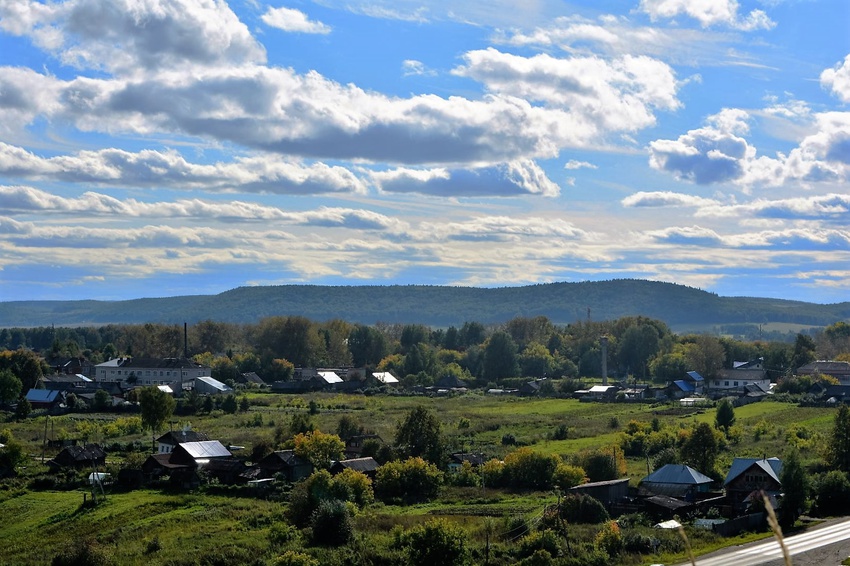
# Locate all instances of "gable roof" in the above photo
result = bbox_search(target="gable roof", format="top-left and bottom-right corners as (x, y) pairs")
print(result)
(724, 457), (782, 486)
(25, 389), (62, 403)
(372, 371), (398, 384)
(176, 441), (231, 460)
(259, 450), (311, 468)
(642, 464), (713, 486)
(317, 371), (343, 384)
(195, 376), (232, 392)
(156, 430), (210, 445)
(686, 371), (704, 382)
(331, 457), (379, 474)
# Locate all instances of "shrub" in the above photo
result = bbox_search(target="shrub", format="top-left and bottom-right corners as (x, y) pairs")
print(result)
(516, 529), (560, 559)
(310, 499), (353, 546)
(622, 531), (657, 554)
(552, 424), (569, 440)
(559, 494), (609, 524)
(814, 470), (850, 516)
(480, 458), (505, 488)
(403, 519), (470, 566)
(268, 523), (301, 547)
(553, 464), (586, 490)
(501, 433), (517, 446)
(51, 540), (115, 566)
(595, 521), (623, 557)
(375, 457), (442, 504)
(271, 551), (318, 566)
(503, 448), (560, 490)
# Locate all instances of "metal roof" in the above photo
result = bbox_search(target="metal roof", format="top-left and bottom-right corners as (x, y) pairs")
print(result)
(372, 371), (398, 384)
(642, 464), (713, 486)
(317, 371), (343, 384)
(195, 376), (232, 392)
(686, 371), (704, 382)
(25, 389), (61, 403)
(724, 457), (782, 486)
(179, 441), (232, 459)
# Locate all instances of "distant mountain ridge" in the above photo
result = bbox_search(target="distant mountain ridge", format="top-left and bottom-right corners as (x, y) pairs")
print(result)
(1, 279), (849, 330)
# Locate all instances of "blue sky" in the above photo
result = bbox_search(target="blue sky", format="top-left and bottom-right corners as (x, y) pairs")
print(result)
(0, 0), (849, 305)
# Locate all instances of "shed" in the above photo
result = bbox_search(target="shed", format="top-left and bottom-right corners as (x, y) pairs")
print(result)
(569, 478), (630, 510)
(193, 376), (233, 395)
(257, 450), (314, 482)
(372, 372), (399, 385)
(330, 457), (379, 478)
(49, 444), (106, 470)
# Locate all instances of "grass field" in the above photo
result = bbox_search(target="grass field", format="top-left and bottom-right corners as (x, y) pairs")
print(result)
(0, 391), (840, 565)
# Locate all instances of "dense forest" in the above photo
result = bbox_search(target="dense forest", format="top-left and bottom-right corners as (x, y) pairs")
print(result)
(2, 279), (849, 331)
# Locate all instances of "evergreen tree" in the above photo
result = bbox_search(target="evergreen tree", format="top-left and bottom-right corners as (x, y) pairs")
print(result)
(715, 399), (736, 434)
(779, 448), (808, 528)
(826, 404), (850, 473)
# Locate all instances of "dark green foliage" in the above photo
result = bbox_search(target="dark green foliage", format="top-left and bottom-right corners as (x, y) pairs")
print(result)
(51, 540), (115, 566)
(779, 448), (808, 528)
(814, 470), (850, 516)
(516, 529), (560, 559)
(617, 323), (660, 379)
(680, 422), (719, 476)
(483, 332), (519, 381)
(715, 399), (736, 433)
(395, 406), (444, 465)
(559, 494), (609, 524)
(503, 448), (560, 490)
(501, 433), (516, 446)
(310, 499), (353, 547)
(374, 457), (443, 504)
(139, 387), (176, 435)
(826, 405), (850, 473)
(221, 394), (238, 414)
(0, 369), (22, 405)
(15, 397), (31, 420)
(336, 415), (364, 441)
(348, 324), (389, 367)
(574, 449), (623, 482)
(402, 519), (470, 566)
(290, 413), (315, 436)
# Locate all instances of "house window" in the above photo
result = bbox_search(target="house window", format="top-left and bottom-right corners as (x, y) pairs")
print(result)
(725, 381), (729, 386)
(715, 381), (720, 386)
(734, 381), (739, 387)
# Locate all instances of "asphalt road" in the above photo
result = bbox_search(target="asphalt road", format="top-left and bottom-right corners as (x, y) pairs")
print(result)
(676, 517), (850, 566)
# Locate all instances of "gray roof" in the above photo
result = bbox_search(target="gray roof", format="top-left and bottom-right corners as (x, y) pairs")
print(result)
(724, 457), (782, 486)
(195, 376), (232, 392)
(642, 464), (713, 486)
(178, 441), (232, 459)
(156, 430), (210, 445)
(331, 457), (379, 474)
(96, 357), (208, 370)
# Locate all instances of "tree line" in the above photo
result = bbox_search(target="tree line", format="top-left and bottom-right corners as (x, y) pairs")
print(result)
(2, 316), (849, 399)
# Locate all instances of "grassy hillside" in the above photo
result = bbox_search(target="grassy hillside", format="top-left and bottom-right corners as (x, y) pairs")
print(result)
(3, 391), (828, 565)
(2, 279), (849, 329)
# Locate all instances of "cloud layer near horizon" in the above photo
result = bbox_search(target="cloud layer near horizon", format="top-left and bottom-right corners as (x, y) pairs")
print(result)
(0, 0), (849, 303)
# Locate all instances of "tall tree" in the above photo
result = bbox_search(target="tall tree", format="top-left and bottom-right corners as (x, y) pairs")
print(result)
(482, 331), (519, 382)
(681, 422), (720, 476)
(348, 324), (389, 367)
(715, 399), (736, 435)
(139, 387), (176, 446)
(779, 448), (808, 528)
(826, 404), (850, 473)
(618, 324), (660, 380)
(683, 335), (725, 379)
(790, 333), (817, 372)
(0, 369), (22, 406)
(395, 406), (444, 466)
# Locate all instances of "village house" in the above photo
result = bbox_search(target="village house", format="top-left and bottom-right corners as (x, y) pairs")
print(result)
(94, 357), (211, 387)
(330, 457), (379, 479)
(723, 457), (782, 514)
(256, 450), (313, 482)
(797, 360), (850, 385)
(711, 359), (770, 395)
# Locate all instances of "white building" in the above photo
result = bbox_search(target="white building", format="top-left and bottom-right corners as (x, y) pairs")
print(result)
(94, 357), (211, 386)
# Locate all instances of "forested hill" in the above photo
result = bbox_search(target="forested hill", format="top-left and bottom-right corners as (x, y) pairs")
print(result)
(1, 279), (849, 329)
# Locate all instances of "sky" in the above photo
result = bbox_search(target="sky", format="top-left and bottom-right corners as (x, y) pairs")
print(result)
(0, 0), (849, 305)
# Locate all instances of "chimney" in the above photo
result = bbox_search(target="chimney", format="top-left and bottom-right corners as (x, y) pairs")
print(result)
(601, 336), (608, 386)
(184, 322), (188, 359)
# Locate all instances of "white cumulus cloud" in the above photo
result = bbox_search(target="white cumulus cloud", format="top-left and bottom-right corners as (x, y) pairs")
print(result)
(639, 0), (775, 30)
(262, 6), (331, 34)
